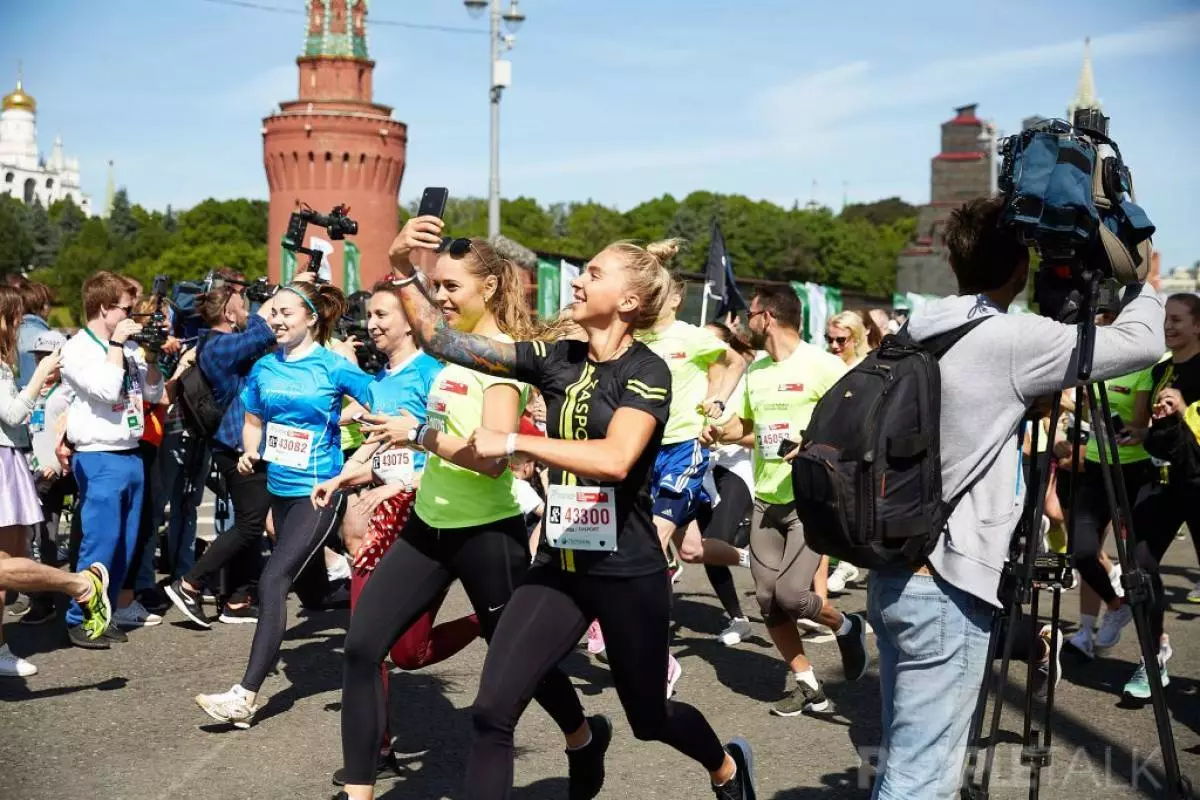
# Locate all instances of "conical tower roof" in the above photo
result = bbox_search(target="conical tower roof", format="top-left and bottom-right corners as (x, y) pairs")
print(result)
(1067, 37), (1101, 119)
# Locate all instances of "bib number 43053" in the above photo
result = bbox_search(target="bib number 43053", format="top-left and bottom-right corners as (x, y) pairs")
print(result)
(545, 485), (617, 552)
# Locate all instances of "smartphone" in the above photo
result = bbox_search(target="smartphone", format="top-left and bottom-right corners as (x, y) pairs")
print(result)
(1110, 412), (1128, 437)
(777, 439), (800, 459)
(418, 187), (449, 219)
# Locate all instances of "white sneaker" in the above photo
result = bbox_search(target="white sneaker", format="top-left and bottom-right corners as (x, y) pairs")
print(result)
(0, 645), (37, 677)
(195, 684), (259, 729)
(737, 547), (750, 569)
(327, 553), (352, 582)
(718, 617), (752, 647)
(797, 618), (835, 643)
(827, 562), (861, 595)
(666, 655), (683, 699)
(1067, 627), (1095, 660)
(1095, 603), (1133, 649)
(114, 600), (163, 629)
(1108, 563), (1124, 599)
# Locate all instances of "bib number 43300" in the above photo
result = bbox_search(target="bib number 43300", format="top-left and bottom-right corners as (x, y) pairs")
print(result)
(545, 485), (617, 552)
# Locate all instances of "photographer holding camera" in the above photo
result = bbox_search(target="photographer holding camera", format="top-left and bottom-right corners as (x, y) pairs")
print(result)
(867, 194), (1164, 800)
(166, 274), (280, 627)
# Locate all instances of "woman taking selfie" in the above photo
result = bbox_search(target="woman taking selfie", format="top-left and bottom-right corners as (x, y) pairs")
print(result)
(388, 216), (756, 800)
(194, 280), (373, 729)
(334, 232), (594, 800)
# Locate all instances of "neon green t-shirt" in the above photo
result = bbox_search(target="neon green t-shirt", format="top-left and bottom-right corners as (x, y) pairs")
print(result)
(1086, 366), (1155, 464)
(742, 342), (847, 505)
(636, 319), (727, 445)
(415, 334), (530, 529)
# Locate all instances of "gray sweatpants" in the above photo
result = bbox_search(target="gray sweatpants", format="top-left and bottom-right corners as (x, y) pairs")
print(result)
(749, 500), (824, 626)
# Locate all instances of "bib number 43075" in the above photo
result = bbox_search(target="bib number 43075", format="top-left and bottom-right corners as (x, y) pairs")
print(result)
(373, 447), (416, 487)
(545, 485), (617, 552)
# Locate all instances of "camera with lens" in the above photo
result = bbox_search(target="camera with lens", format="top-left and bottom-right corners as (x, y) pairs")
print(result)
(131, 275), (171, 350)
(284, 204), (358, 251)
(998, 109), (1155, 319)
(242, 277), (276, 305)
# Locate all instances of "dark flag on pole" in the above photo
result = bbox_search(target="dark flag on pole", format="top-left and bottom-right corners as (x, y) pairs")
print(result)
(704, 220), (746, 320)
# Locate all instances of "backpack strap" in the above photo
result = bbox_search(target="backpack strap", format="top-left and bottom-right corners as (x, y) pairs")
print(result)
(920, 315), (993, 360)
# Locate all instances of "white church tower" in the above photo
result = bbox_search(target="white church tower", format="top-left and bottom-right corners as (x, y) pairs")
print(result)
(0, 67), (92, 214)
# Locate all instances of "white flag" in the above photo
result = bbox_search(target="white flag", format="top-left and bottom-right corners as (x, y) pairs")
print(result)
(560, 260), (580, 311)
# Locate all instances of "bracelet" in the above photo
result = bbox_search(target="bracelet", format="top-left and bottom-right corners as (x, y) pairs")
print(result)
(391, 272), (421, 288)
(108, 340), (122, 348)
(505, 432), (518, 457)
(414, 423), (429, 450)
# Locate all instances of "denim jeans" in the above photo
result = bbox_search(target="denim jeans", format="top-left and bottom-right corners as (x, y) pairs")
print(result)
(153, 426), (209, 581)
(867, 567), (995, 800)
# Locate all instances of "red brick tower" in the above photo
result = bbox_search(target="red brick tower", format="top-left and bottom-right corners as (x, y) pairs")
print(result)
(263, 0), (407, 290)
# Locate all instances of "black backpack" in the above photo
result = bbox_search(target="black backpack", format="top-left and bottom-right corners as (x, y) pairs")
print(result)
(790, 317), (991, 568)
(176, 335), (225, 438)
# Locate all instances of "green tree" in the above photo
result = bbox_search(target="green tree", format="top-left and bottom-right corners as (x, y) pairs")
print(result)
(108, 188), (139, 241)
(26, 200), (58, 269)
(48, 196), (87, 246)
(0, 195), (34, 276)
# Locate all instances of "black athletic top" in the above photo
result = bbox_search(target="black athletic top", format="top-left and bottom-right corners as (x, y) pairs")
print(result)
(514, 339), (671, 577)
(1146, 353), (1200, 484)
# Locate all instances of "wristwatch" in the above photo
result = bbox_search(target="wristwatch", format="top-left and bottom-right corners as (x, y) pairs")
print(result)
(407, 423), (427, 450)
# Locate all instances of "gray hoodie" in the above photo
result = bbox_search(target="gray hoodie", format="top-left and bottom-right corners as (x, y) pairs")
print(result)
(907, 288), (1165, 607)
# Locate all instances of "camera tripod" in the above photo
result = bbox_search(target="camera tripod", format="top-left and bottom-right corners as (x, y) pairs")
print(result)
(961, 272), (1193, 800)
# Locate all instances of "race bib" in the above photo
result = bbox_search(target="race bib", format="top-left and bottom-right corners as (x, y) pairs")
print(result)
(545, 485), (617, 552)
(372, 447), (416, 487)
(756, 421), (793, 461)
(264, 422), (313, 470)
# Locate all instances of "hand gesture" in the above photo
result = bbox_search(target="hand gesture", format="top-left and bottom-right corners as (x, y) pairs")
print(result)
(359, 411), (420, 449)
(352, 484), (400, 518)
(699, 397), (727, 420)
(389, 215), (444, 276)
(468, 427), (509, 459)
(237, 451), (260, 475)
(311, 477), (341, 508)
(30, 350), (61, 391)
(699, 423), (721, 447)
(1153, 388), (1184, 420)
(111, 319), (142, 345)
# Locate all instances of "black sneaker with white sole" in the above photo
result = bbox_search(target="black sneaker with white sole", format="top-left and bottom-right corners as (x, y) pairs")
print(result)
(331, 751), (403, 786)
(68, 624), (110, 650)
(713, 737), (756, 800)
(219, 605), (259, 624)
(836, 612), (869, 681)
(166, 579), (210, 628)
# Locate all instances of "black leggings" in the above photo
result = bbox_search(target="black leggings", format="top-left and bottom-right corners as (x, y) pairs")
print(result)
(1132, 481), (1200, 643)
(185, 447), (269, 603)
(697, 466), (751, 619)
(241, 493), (346, 693)
(467, 566), (727, 799)
(1055, 460), (1153, 605)
(341, 513), (585, 786)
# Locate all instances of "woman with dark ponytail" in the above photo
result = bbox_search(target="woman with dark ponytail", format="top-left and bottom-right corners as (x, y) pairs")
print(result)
(194, 279), (374, 730)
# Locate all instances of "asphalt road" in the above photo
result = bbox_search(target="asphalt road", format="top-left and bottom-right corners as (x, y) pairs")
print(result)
(2, 533), (1198, 800)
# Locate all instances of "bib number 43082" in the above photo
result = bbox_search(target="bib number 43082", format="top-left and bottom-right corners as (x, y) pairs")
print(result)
(545, 485), (617, 552)
(264, 422), (313, 470)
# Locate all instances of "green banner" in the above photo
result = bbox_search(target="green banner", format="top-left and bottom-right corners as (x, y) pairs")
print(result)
(343, 241), (361, 294)
(281, 239), (296, 284)
(537, 258), (560, 319)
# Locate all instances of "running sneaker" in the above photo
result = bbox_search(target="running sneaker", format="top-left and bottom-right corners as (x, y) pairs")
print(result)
(101, 624), (128, 644)
(713, 737), (756, 800)
(1122, 659), (1169, 701)
(78, 562), (112, 642)
(1109, 563), (1125, 599)
(586, 620), (606, 657)
(6, 592), (31, 618)
(219, 605), (259, 625)
(1066, 627), (1095, 660)
(771, 680), (830, 716)
(68, 624), (110, 650)
(113, 600), (163, 629)
(826, 562), (861, 595)
(166, 578), (211, 629)
(836, 613), (869, 681)
(1095, 603), (1133, 649)
(1187, 580), (1200, 604)
(718, 617), (752, 647)
(195, 685), (259, 729)
(566, 714), (611, 800)
(0, 644), (37, 677)
(1032, 624), (1062, 702)
(331, 750), (403, 786)
(666, 655), (683, 699)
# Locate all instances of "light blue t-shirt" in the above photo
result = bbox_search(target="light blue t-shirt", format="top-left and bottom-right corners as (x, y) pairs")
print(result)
(242, 344), (374, 497)
(366, 351), (443, 473)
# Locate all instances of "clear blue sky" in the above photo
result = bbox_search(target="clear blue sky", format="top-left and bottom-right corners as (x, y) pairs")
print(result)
(4, 0), (1198, 270)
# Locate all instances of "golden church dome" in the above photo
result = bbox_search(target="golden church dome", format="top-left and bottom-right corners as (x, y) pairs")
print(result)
(2, 79), (36, 113)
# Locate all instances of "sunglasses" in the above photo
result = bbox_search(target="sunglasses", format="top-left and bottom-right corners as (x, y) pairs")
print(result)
(825, 335), (849, 346)
(437, 237), (473, 256)
(114, 304), (134, 315)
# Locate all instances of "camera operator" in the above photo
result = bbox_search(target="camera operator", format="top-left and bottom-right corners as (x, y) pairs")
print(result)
(60, 271), (164, 649)
(165, 275), (280, 627)
(867, 194), (1164, 800)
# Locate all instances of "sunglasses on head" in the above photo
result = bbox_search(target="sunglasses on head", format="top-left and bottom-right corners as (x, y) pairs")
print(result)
(825, 335), (849, 346)
(437, 237), (472, 256)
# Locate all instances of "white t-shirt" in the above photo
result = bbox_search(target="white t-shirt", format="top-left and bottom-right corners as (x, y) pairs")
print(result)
(514, 478), (543, 516)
